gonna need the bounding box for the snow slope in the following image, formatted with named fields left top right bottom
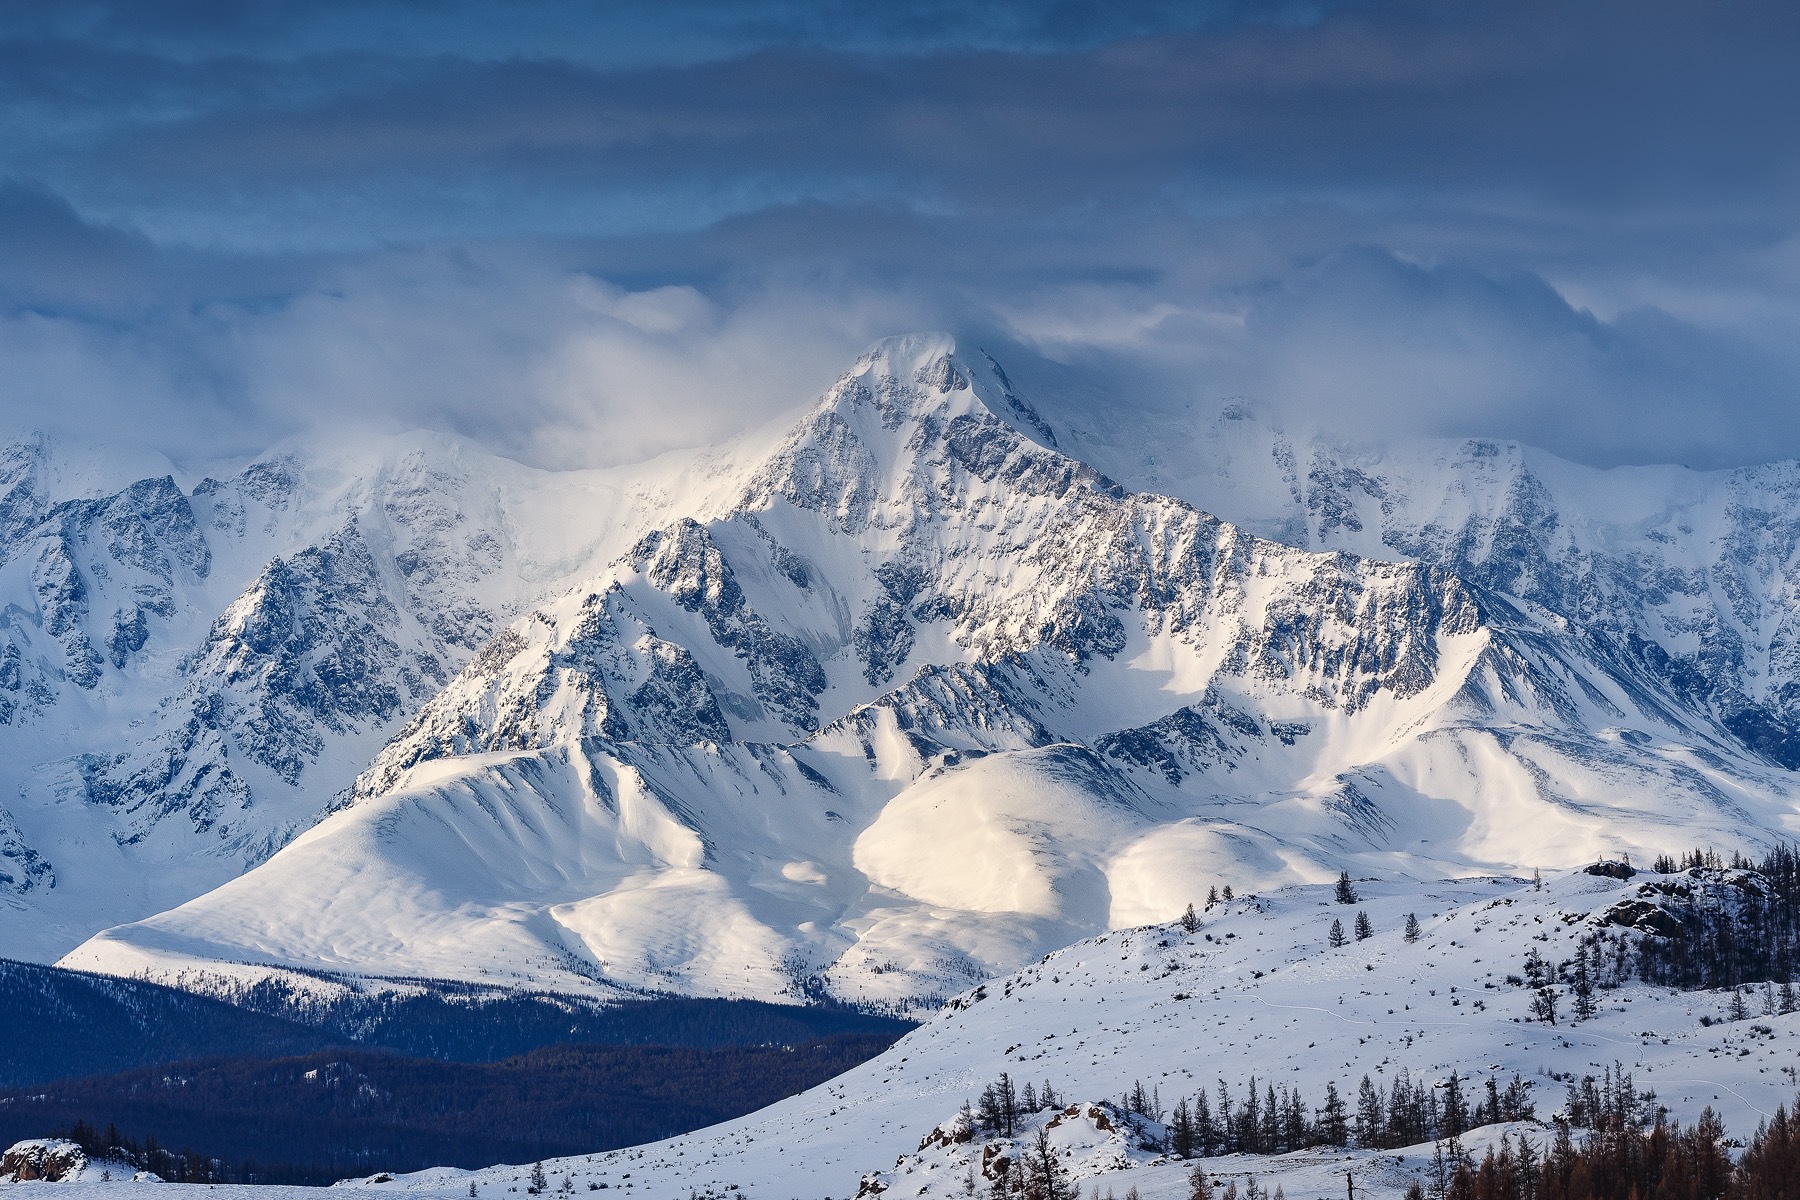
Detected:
left=324, top=865, right=1800, bottom=1200
left=59, top=336, right=1800, bottom=1010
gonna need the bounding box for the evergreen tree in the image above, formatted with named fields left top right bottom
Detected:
left=1329, top=918, right=1348, bottom=948
left=998, top=1073, right=1019, bottom=1135
left=1320, top=1082, right=1349, bottom=1147
left=1355, top=1076, right=1384, bottom=1148
left=1187, top=1165, right=1212, bottom=1200
left=1029, top=1128, right=1078, bottom=1200
left=530, top=1163, right=548, bottom=1194
left=1440, top=1072, right=1467, bottom=1139
left=1222, top=885, right=1234, bottom=901
left=1531, top=986, right=1558, bottom=1025
left=1206, top=886, right=1220, bottom=907
left=1354, top=910, right=1374, bottom=941
left=1731, top=986, right=1750, bottom=1022
left=1260, top=1082, right=1280, bottom=1153
left=1572, top=943, right=1597, bottom=1020
left=1181, top=903, right=1202, bottom=933
left=1171, top=1098, right=1197, bottom=1159
left=978, top=1084, right=1005, bottom=1134
left=1191, top=1089, right=1214, bottom=1155
left=1404, top=913, right=1422, bottom=943
left=1335, top=871, right=1358, bottom=904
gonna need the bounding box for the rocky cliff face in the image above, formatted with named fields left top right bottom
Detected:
left=59, top=336, right=1800, bottom=1011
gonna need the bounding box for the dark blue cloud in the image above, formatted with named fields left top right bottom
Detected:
left=0, top=0, right=1796, bottom=470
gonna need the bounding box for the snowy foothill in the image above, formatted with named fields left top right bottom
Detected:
left=289, top=866, right=1800, bottom=1200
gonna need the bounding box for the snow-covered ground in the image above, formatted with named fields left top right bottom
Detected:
left=22, top=866, right=1795, bottom=1200
left=345, top=867, right=1800, bottom=1199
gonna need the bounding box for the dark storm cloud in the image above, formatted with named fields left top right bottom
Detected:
left=0, top=0, right=1795, bottom=469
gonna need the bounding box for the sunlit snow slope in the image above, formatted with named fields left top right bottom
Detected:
left=61, top=336, right=1800, bottom=1009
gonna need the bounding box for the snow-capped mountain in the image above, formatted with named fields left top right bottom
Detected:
left=54, top=335, right=1800, bottom=1010
left=1057, top=397, right=1800, bottom=774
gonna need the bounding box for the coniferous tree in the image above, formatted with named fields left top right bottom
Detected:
left=1171, top=1098, right=1197, bottom=1159
left=1181, top=904, right=1201, bottom=933
left=1187, top=1164, right=1212, bottom=1200
left=1330, top=918, right=1348, bottom=948
left=1356, top=1076, right=1384, bottom=1148
left=998, top=1073, right=1019, bottom=1135
left=1355, top=911, right=1374, bottom=941
left=1320, top=1082, right=1349, bottom=1147
left=978, top=1083, right=1005, bottom=1135
left=1194, top=1089, right=1216, bottom=1156
left=1573, top=943, right=1597, bottom=1021
left=1222, top=885, right=1234, bottom=901
left=1335, top=872, right=1358, bottom=904
left=1029, top=1128, right=1078, bottom=1200
left=1441, top=1072, right=1468, bottom=1140
left=1206, top=886, right=1220, bottom=907
left=1404, top=913, right=1422, bottom=943
left=1260, top=1082, right=1281, bottom=1153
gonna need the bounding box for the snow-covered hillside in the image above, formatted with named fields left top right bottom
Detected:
left=58, top=336, right=1800, bottom=1010
left=0, top=427, right=757, bottom=960
left=336, top=865, right=1800, bottom=1200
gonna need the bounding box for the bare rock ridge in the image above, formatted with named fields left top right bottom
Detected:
left=53, top=335, right=1800, bottom=1011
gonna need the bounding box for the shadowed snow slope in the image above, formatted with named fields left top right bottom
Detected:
left=60, top=336, right=1800, bottom=1009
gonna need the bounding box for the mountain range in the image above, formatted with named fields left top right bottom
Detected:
left=2, top=333, right=1796, bottom=1013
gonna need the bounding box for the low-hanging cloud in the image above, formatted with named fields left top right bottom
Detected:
left=0, top=0, right=1797, bottom=473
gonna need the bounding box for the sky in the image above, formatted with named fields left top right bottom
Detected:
left=2, top=0, right=1799, bottom=471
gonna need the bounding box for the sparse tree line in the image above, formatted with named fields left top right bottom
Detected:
left=1633, top=845, right=1800, bottom=993
left=964, top=1066, right=1800, bottom=1200
left=966, top=1067, right=1535, bottom=1158
left=1508, top=846, right=1800, bottom=1026
left=57, top=1119, right=250, bottom=1185
left=1405, top=1102, right=1800, bottom=1200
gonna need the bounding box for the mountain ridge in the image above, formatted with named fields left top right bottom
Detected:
left=51, top=334, right=1800, bottom=1011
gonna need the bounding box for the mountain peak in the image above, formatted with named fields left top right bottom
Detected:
left=812, top=334, right=1057, bottom=451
